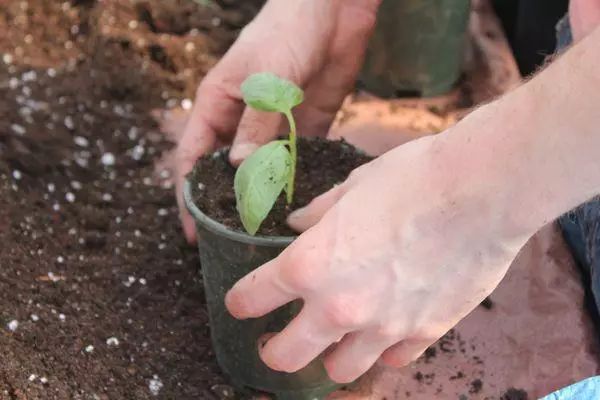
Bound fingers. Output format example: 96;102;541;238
175;115;216;242
226;225;332;319
225;256;298;320
293;0;379;138
229;107;283;166
174;61;247;242
259;305;347;373
287;183;347;232
380;338;434;368
152;108;190;142
322;329;398;383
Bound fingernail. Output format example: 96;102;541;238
287;208;310;233
229;143;258;165
224;290;249;320
287;207;307;222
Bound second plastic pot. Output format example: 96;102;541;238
184;180;340;399
360;0;471;98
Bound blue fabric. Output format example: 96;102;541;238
555;14;573;52
541;376;600;400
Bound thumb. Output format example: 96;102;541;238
229;107;283;166
287;183;347;233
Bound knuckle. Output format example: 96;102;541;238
196;73;238;104
194;74;218;101
323;296;367;329
373;325;401;343
413;324;444;342
324;364;355;384
381;349;409;368
346;164;370;183
280;251;322;293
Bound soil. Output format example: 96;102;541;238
500;388;528;400
190;138;373;236
479;297;494;310
0;0;265;399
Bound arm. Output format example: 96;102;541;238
438;23;600;242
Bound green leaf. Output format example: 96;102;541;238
234;140;292;235
241;73;304;114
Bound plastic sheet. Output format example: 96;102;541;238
542;377;600;400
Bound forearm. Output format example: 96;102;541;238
436;25;600;240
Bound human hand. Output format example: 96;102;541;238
175;0;381;242
570;0;600;40
224;123;534;383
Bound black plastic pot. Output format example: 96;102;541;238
183;180;340;399
360;0;471;98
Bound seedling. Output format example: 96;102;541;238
234;73;304;235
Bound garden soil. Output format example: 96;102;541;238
0;1;263;399
190;138;372;237
0;0;599;400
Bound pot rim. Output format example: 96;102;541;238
183;179;296;247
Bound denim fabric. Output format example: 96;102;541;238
555;14;573;51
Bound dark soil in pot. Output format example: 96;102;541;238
190;137;373;236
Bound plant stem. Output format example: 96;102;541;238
284;111;297;204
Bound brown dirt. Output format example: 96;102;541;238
190;138;373;236
0;0;264;399
500;388;528;400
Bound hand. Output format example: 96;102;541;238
175;0;381;242
570;0;600;40
224;124;534;383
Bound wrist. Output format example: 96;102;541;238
432;98;543;242
433;29;600;242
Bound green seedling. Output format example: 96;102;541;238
234;73;304;235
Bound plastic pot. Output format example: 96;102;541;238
183;180;340;399
360;0;471;98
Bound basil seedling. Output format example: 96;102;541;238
234;73;304;235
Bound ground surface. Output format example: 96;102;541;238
0;1;262;399
0;1;598;400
